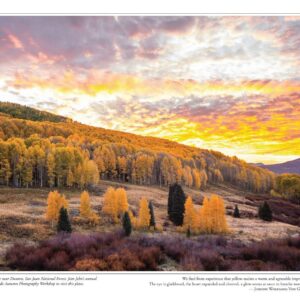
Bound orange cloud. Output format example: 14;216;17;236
10;70;300;99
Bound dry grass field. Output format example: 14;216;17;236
1;181;299;269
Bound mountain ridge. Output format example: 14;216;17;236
254;158;300;174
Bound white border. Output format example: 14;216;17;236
0;0;300;14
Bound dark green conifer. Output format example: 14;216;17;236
57;207;72;233
258;201;272;222
233;205;240;218
168;183;186;226
122;211;132;236
148;201;156;229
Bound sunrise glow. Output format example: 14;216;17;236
1;16;300;164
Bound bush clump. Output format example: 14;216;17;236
6;232;300;271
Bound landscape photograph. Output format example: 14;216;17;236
0;15;300;271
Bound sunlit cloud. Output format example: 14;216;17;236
0;16;300;164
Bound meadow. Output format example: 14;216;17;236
1;181;299;271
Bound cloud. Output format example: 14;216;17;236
7;34;24;49
1;16;300;163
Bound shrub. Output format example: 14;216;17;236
155;224;163;232
6;231;163;271
180;255;204;271
74;259;108;271
6;232;300;271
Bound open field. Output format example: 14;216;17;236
0;181;299;270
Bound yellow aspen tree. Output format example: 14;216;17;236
196;194;228;234
46;191;58;226
128;210;137;229
192;169;201;189
59;194;69;211
88;211;100;226
80;190;92;219
209;194;219;232
137;197;150;230
115;187;128;215
94;150;105;176
66;169;74;187
210;194;228;233
218;196;228;233
183;196;197;232
198;196;211;233
86;160;100;185
46;191;69;227
80;190;100;225
102;187;118;223
117;156;127;181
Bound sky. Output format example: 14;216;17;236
0;16;300;164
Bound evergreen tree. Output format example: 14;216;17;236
258;201;272;222
233;205;240;218
122;211;132;236
148;201;156;228
168;183;186;226
57;207;72;233
167;184;175;217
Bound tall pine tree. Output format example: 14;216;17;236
148;201;156;229
122;211;132;236
258;201;272;222
57;207;72;233
168;183;186;226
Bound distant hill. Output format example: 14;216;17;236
0;101;70;123
254;159;300;174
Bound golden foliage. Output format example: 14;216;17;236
102;186;129;223
183;196;197;231
137;197;151;230
45;190;69;224
197;194;228;234
115;187;129;214
102;187;118;223
128;210;137;228
179;194;229;235
0;108;275;193
80;190;100;225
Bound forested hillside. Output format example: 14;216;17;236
0;102;275;193
0;102;70;123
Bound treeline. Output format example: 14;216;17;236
0;111;275;192
272;174;300;203
0;101;70;123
